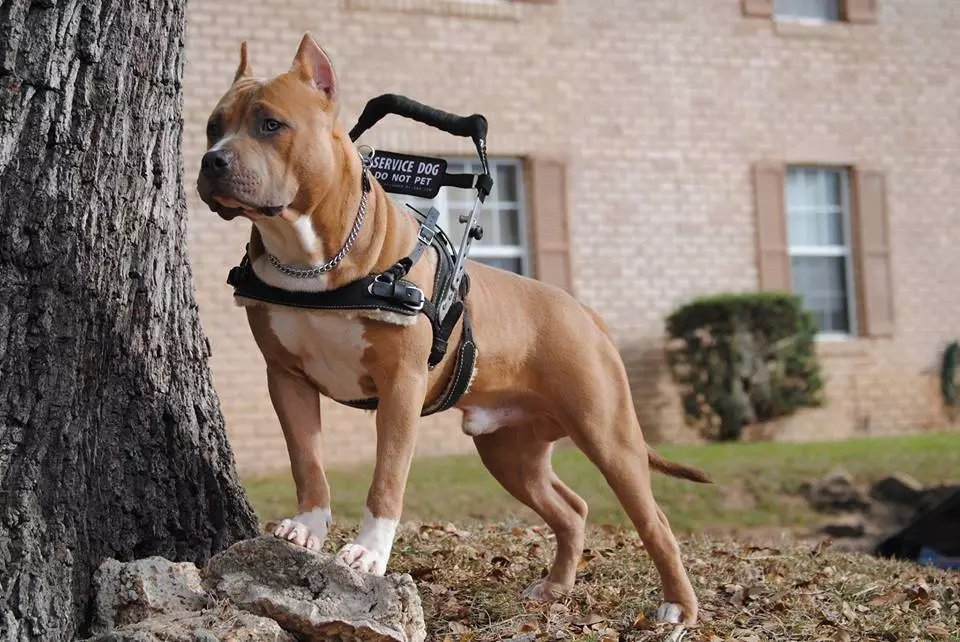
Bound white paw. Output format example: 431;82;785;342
334;509;398;576
655;602;683;624
272;507;331;553
521;579;570;602
336;542;387;575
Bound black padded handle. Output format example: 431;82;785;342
349;94;488;144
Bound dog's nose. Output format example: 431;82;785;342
201;149;232;178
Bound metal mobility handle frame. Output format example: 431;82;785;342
348;93;494;319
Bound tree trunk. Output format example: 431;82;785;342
0;1;259;640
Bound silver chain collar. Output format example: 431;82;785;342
266;152;373;279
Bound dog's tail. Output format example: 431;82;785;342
647;448;713;484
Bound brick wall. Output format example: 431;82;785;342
182;0;960;474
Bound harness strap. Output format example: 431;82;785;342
424;272;470;368
372;205;467;370
424;309;476;414
372;205;440;288
338;305;476;417
407;205;440;266
227;252;424;316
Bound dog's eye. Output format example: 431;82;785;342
261;118;283;134
206;119;222;140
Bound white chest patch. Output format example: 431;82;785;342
292;214;319;255
269;309;371;400
461;407;527;437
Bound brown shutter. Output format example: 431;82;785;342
844;0;878;24
527;159;573;294
852;168;895;337
742;0;774;18
753;162;791;291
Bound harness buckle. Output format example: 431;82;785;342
417;225;437;247
368;277;425;312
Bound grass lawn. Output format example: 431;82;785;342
244;431;960;536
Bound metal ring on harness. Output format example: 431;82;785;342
357;144;376;166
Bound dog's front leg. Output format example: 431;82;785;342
336;367;427;575
267;365;332;552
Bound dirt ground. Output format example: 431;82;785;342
319;520;960;641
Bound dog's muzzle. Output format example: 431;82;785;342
196;162;285;221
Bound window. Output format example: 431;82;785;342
746;0;876;24
785;167;857;336
775;0;841;22
392;158;530;276
754;162;893;338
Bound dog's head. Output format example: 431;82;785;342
197;34;344;221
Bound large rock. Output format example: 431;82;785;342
799;467;871;512
85;608;296;641
870;473;925;506
85;537;427;642
89;557;209;635
205;537;426;642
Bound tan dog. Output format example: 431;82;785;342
197;33;711;625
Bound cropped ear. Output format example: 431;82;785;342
234;41;252;82
291;33;338;102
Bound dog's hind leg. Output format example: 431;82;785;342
473;425;587;601
572;428;697;623
554;348;699;624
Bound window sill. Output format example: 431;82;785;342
774;18;851;39
345;0;523;21
815;336;869;358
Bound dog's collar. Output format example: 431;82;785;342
265;168;372;279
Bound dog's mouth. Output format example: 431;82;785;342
210;194;286;221
196;174;288;220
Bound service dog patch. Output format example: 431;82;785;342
369;151;447;199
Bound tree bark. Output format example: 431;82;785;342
0;1;259;640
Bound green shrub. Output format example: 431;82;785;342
665;291;826;441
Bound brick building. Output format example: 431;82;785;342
182;0;960;474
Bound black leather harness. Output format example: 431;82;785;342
226;204;477;417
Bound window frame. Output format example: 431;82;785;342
784;165;859;341
744;0;878;25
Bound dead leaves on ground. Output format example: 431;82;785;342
376;522;960;641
